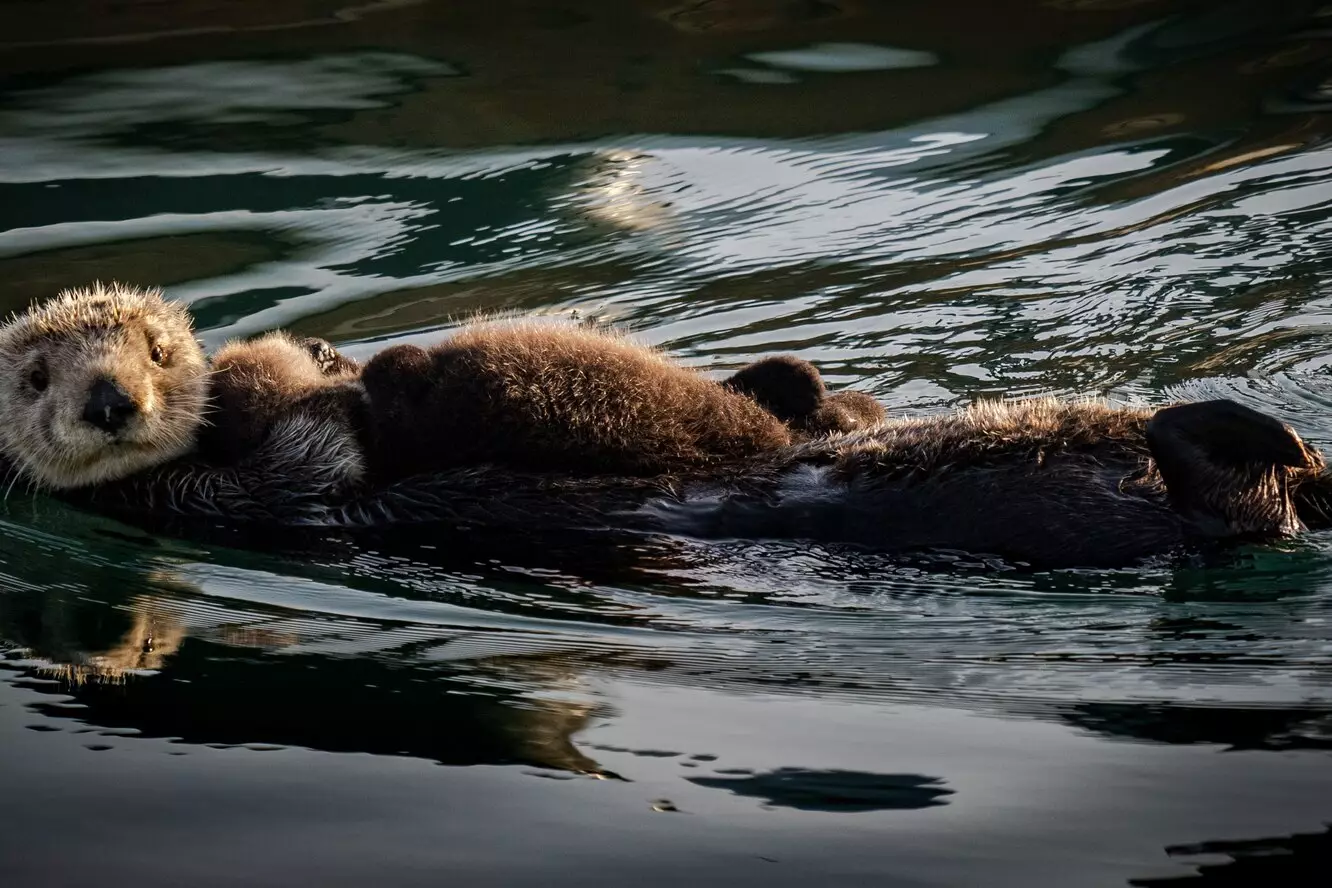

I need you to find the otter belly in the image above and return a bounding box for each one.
[635,456,1192,569]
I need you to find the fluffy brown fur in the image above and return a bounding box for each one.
[201,324,858,485]
[805,398,1158,475]
[0,283,208,489]
[0,284,880,508]
[358,320,799,480]
[201,331,364,472]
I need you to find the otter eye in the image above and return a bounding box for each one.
[151,344,166,365]
[28,366,49,393]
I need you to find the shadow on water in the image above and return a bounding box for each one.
[3,0,1332,884]
[685,768,954,812]
[1130,824,1332,887]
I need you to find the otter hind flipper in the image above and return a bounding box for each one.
[1150,400,1315,468]
[1146,399,1319,538]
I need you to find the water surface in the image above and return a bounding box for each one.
[2,2,1332,885]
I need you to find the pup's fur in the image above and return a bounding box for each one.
[356,321,799,480]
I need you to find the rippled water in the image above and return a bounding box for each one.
[3,2,1332,885]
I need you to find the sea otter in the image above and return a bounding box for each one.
[327,396,1332,568]
[354,323,886,481]
[205,319,885,484]
[4,283,1329,569]
[0,283,881,495]
[201,330,365,470]
[0,282,209,490]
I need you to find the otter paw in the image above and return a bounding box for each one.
[1148,400,1317,470]
[1146,399,1319,537]
[295,337,359,376]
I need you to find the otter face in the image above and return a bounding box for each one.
[0,283,208,489]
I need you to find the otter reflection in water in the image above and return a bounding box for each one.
[0,582,609,776]
[0,589,185,684]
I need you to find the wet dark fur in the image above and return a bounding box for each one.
[637,398,1329,568]
[66,395,1332,570]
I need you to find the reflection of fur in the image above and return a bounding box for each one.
[4,587,608,775]
[3,594,187,684]
[59,606,186,683]
[0,283,208,489]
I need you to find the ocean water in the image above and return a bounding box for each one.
[2,2,1331,885]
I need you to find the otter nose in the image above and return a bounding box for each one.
[83,377,138,434]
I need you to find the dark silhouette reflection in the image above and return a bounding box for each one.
[0,584,610,777]
[1058,702,1332,752]
[686,768,953,812]
[1129,824,1332,887]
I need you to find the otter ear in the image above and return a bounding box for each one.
[1146,399,1318,537]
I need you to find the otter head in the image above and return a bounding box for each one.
[0,282,208,489]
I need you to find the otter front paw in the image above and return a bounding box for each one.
[295,337,360,377]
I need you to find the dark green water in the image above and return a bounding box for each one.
[3,2,1332,885]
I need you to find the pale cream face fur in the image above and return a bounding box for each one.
[0,282,209,489]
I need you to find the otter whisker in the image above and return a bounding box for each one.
[2,467,31,505]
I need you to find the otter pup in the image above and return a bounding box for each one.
[356,322,800,481]
[206,320,883,485]
[200,331,363,469]
[0,283,208,490]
